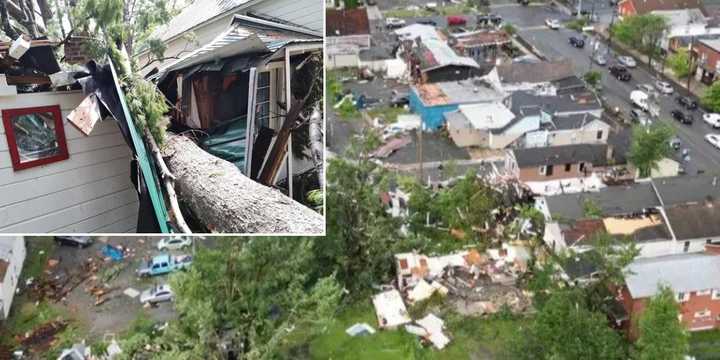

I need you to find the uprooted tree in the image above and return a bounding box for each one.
[70,0,325,233]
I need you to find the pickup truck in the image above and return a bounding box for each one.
[137,254,192,277]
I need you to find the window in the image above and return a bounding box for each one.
[596,130,603,140]
[683,241,690,253]
[695,309,711,318]
[546,164,554,176]
[579,162,586,172]
[539,165,546,175]
[255,71,271,128]
[697,289,712,296]
[712,289,720,300]
[2,105,68,171]
[677,292,690,302]
[565,163,572,172]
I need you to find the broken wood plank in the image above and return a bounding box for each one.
[5,74,51,85]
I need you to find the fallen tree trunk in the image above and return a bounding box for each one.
[162,134,325,234]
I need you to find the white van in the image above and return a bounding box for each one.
[630,90,649,112]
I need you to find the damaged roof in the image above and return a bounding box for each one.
[412,77,506,106]
[150,14,321,81]
[496,60,574,84]
[149,0,255,43]
[325,8,370,36]
[451,30,511,48]
[510,90,602,116]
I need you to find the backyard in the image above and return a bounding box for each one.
[310,302,527,359]
[690,329,720,360]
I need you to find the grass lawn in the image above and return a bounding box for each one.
[689,329,720,360]
[310,302,527,359]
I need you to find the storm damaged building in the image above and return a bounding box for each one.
[0,1,324,234]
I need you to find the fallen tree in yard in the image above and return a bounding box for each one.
[162,134,325,233]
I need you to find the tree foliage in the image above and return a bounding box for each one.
[510,290,626,359]
[118,238,342,359]
[628,123,674,178]
[702,81,720,113]
[667,48,692,79]
[318,131,404,294]
[584,70,602,89]
[612,15,668,69]
[636,286,689,360]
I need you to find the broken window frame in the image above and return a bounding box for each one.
[2,105,69,171]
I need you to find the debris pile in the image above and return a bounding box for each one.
[16,320,68,353]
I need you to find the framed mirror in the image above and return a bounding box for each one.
[2,105,69,170]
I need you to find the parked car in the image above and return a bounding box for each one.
[706,134,720,149]
[676,96,698,110]
[617,56,637,68]
[390,93,409,107]
[137,254,193,277]
[670,137,682,150]
[655,81,674,94]
[425,2,438,10]
[386,17,406,29]
[704,113,720,128]
[140,284,174,304]
[157,237,192,251]
[569,36,585,48]
[630,109,651,126]
[54,236,93,248]
[594,54,607,66]
[609,65,631,81]
[447,16,466,26]
[545,18,560,29]
[671,109,693,125]
[636,84,656,96]
[416,19,436,26]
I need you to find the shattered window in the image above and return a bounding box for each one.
[256,72,271,128]
[2,105,69,171]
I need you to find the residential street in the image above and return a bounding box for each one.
[493,2,720,175]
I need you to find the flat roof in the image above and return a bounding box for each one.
[625,253,720,299]
[545,182,661,221]
[413,78,506,106]
[460,103,515,130]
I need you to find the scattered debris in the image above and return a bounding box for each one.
[345,323,376,337]
[17,320,68,353]
[371,289,411,329]
[416,314,450,350]
[370,135,412,158]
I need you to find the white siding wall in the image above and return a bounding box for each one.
[0,236,25,319]
[0,91,138,233]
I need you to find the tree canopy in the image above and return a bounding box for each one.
[702,81,720,113]
[612,15,668,69]
[636,286,689,360]
[509,290,627,360]
[667,48,692,79]
[628,123,674,178]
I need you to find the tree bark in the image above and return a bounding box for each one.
[162,134,325,234]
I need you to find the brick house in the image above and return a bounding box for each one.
[617,0,706,18]
[693,38,720,84]
[619,245,720,339]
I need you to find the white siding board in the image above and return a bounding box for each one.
[0,158,131,208]
[0,188,138,233]
[0,145,131,185]
[54,203,138,233]
[0,91,139,233]
[250,0,322,32]
[0,174,134,228]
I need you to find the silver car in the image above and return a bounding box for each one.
[617,56,637,68]
[140,284,174,304]
[594,54,607,66]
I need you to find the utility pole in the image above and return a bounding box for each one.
[687,35,696,91]
[416,126,423,184]
[606,7,617,58]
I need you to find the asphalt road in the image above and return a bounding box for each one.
[493,3,720,175]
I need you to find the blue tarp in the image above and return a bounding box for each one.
[200,117,248,172]
[102,244,124,261]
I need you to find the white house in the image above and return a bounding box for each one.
[651,8,720,51]
[0,89,139,233]
[137,0,323,74]
[0,236,25,319]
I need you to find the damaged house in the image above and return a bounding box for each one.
[0,1,324,234]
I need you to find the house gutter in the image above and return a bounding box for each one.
[649,178,677,242]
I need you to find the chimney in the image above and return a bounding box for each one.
[706,243,720,255]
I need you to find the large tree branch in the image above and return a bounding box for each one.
[162,134,324,233]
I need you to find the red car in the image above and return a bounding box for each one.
[447,16,466,26]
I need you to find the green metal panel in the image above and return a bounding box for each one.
[108,59,172,233]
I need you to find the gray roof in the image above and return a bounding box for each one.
[514,144,610,168]
[664,200,720,240]
[625,253,720,298]
[150,0,253,43]
[547,113,602,130]
[510,90,602,117]
[560,250,599,280]
[653,175,720,206]
[545,182,661,221]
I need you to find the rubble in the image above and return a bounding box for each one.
[17,320,68,353]
[371,289,411,329]
[345,323,376,337]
